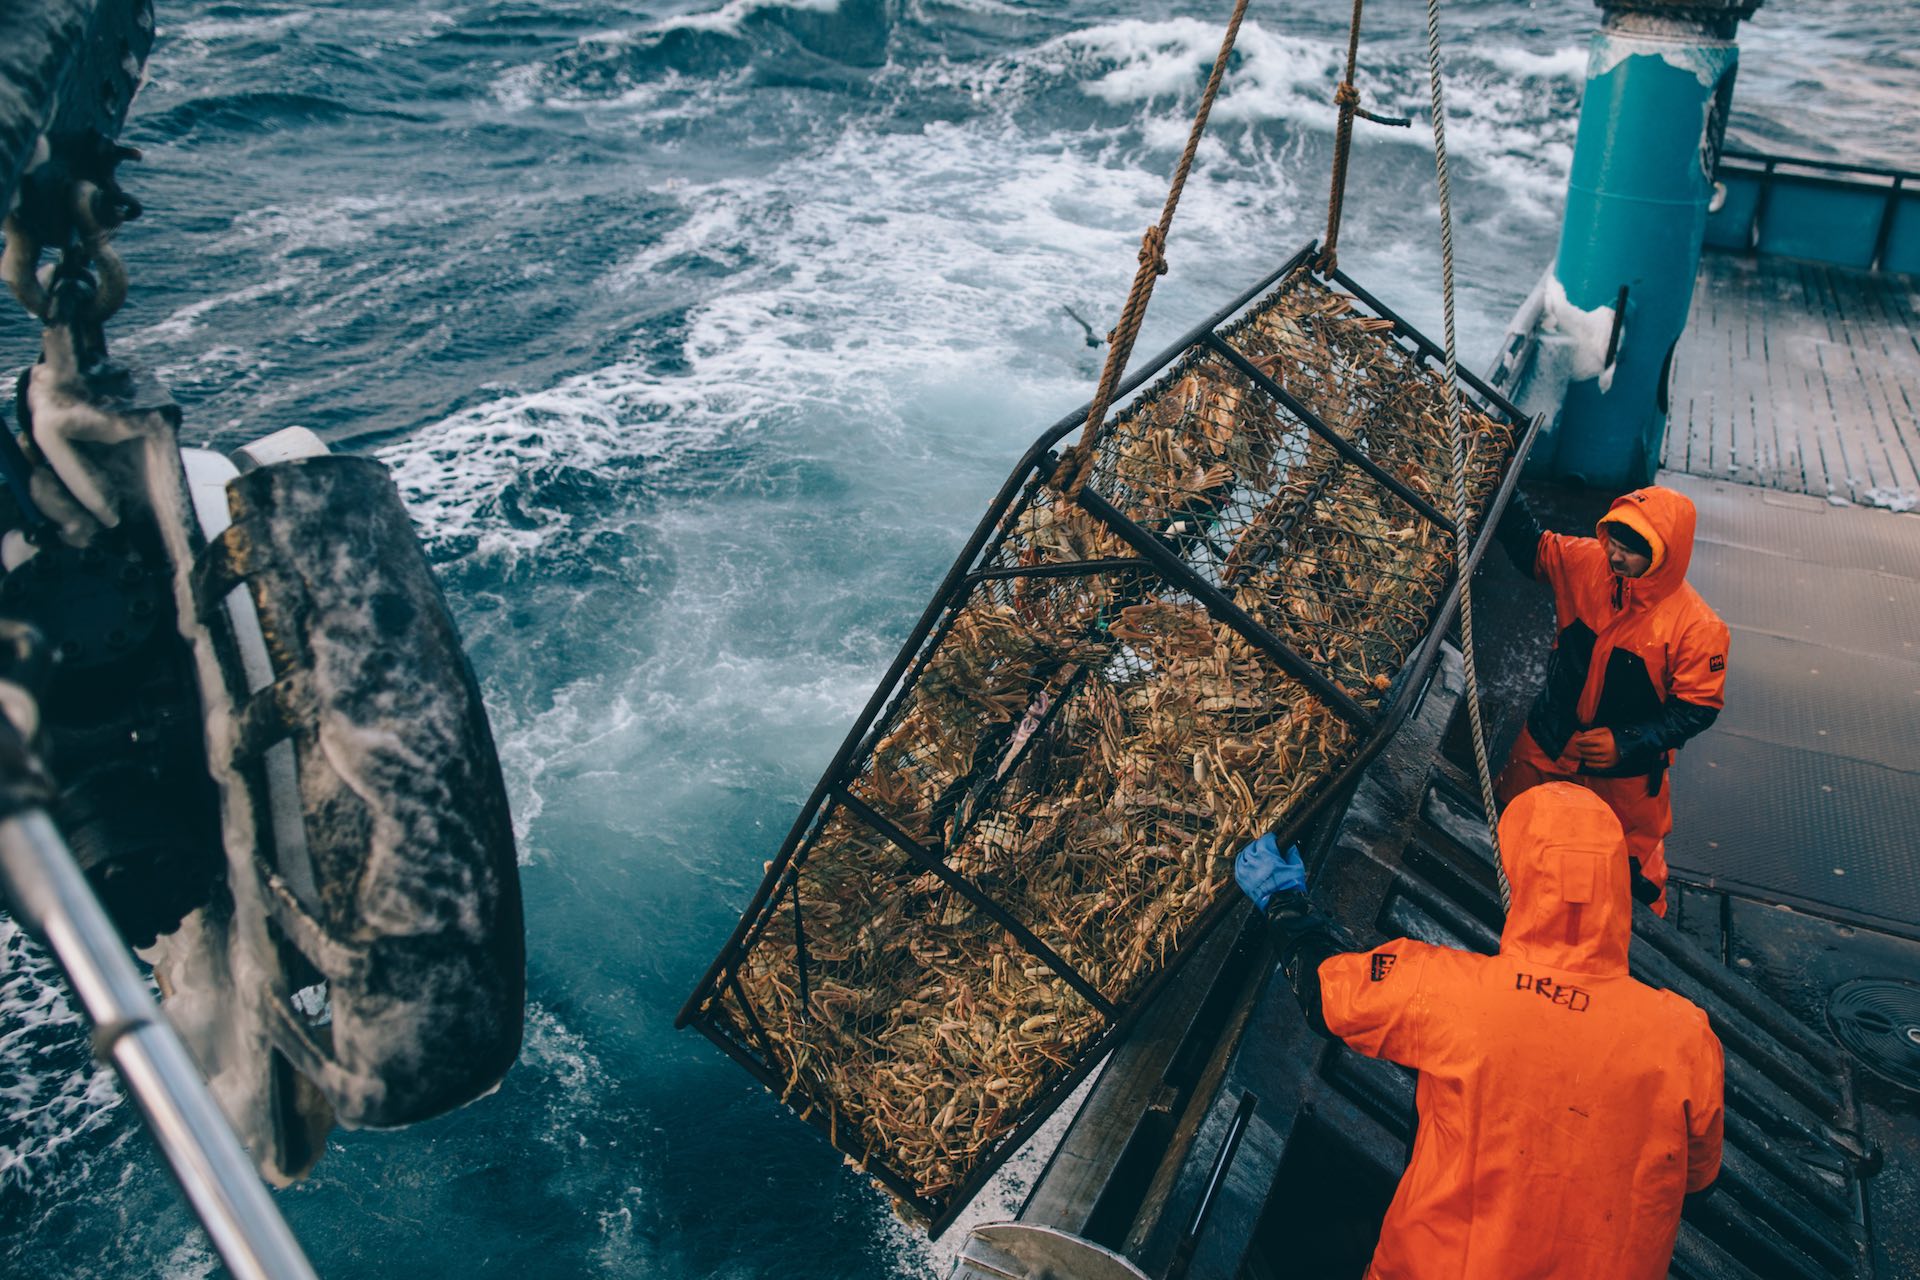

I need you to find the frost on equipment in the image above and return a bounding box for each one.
[679,248,1535,1232]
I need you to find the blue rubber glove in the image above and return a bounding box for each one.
[1234,833,1306,912]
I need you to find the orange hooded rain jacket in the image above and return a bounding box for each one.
[1494,486,1730,911]
[1306,784,1724,1279]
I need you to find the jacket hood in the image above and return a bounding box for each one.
[1497,783,1632,975]
[1598,485,1696,606]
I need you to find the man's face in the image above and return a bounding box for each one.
[1604,529,1653,579]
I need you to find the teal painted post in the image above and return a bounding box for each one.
[1539,1,1760,487]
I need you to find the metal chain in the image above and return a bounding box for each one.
[1054,0,1254,496]
[1421,0,1510,912]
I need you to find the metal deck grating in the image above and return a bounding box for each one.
[1663,254,1920,507]
[1659,471,1920,936]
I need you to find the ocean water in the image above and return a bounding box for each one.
[0,1,1912,1275]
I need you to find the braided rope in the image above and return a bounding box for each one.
[1421,0,1510,912]
[1055,0,1254,496]
[1320,0,1367,271]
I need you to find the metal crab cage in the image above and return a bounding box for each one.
[678,243,1539,1235]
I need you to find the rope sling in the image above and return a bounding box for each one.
[1063,0,1512,906]
[1052,0,1253,498]
[1416,0,1512,910]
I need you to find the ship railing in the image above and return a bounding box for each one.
[1709,148,1920,274]
[0,811,320,1280]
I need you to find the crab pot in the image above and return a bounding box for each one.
[678,246,1536,1234]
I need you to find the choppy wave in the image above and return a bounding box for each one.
[3,0,1915,1275]
[144,91,423,141]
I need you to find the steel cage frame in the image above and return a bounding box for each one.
[677,242,1540,1234]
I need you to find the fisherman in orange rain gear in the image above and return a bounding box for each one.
[1234,783,1725,1280]
[1492,484,1729,915]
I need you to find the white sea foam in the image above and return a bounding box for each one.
[487,0,853,111]
[1484,45,1590,82]
[0,919,124,1195]
[491,678,642,853]
[165,11,317,48]
[902,14,1580,237]
[520,1002,611,1152]
[126,273,306,346]
[436,12,1587,617]
[590,1182,661,1274]
[484,610,884,864]
[491,58,708,115]
[160,1237,219,1280]
[1061,18,1342,130]
[393,11,1574,869]
[919,0,1025,14]
[379,366,717,564]
[660,0,844,36]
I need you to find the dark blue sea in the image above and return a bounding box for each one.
[0,0,1912,1275]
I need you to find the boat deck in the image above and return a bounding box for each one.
[1663,252,1920,509]
[1652,253,1920,936]
[1659,470,1920,936]
[951,250,1920,1280]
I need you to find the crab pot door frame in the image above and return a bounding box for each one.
[679,243,1537,1235]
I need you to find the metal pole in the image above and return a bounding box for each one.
[0,810,319,1280]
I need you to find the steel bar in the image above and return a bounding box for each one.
[830,787,1118,1019]
[725,972,784,1073]
[1872,174,1904,273]
[1325,267,1530,423]
[1604,285,1629,366]
[1183,1090,1258,1249]
[1750,156,1780,255]
[691,1018,943,1221]
[0,811,318,1280]
[1721,148,1920,183]
[790,876,811,1020]
[930,411,1540,1232]
[1722,1107,1851,1219]
[726,856,817,1005]
[926,893,1254,1239]
[1073,487,1376,731]
[964,557,1153,586]
[1201,334,1456,533]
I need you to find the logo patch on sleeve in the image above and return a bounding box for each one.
[1369,953,1397,982]
[1709,654,1725,672]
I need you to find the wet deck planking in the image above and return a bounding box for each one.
[1665,253,1920,508]
[1659,470,1920,935]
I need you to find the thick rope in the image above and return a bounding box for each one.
[1320,0,1367,272]
[1054,0,1254,496]
[1421,0,1511,912]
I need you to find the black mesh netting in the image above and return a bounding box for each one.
[682,259,1526,1227]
